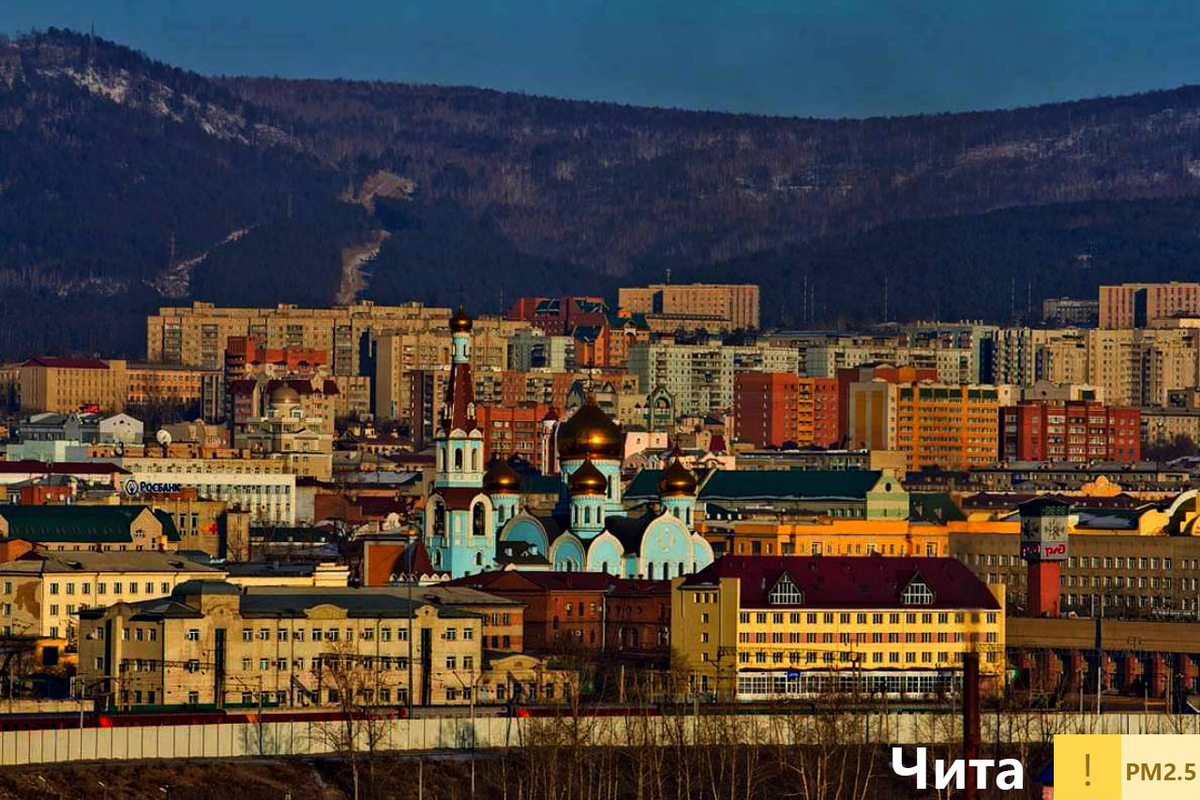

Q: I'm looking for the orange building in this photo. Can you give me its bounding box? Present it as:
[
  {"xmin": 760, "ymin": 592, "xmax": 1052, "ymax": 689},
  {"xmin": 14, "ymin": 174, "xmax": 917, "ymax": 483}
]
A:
[
  {"xmin": 476, "ymin": 402, "xmax": 554, "ymax": 471},
  {"xmin": 848, "ymin": 380, "xmax": 1008, "ymax": 470},
  {"xmin": 798, "ymin": 377, "xmax": 839, "ymax": 448},
  {"xmin": 734, "ymin": 372, "xmax": 800, "ymax": 448},
  {"xmin": 836, "ymin": 364, "xmax": 937, "ymax": 446},
  {"xmin": 572, "ymin": 311, "xmax": 651, "ymax": 369},
  {"xmin": 734, "ymin": 373, "xmax": 838, "ymax": 449},
  {"xmin": 224, "ymin": 336, "xmax": 326, "ymax": 381}
]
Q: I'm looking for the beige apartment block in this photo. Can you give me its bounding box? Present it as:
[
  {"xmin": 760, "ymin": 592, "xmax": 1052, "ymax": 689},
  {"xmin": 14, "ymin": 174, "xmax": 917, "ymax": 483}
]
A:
[
  {"xmin": 619, "ymin": 283, "xmax": 760, "ymax": 331},
  {"xmin": 1099, "ymin": 282, "xmax": 1200, "ymax": 329},
  {"xmin": 78, "ymin": 582, "xmax": 575, "ymax": 710},
  {"xmin": 372, "ymin": 324, "xmax": 517, "ymax": 421},
  {"xmin": 147, "ymin": 301, "xmax": 455, "ymax": 374}
]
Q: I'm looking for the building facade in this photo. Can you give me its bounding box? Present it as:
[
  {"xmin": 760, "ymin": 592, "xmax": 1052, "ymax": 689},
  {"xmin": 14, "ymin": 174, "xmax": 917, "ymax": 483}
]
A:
[
  {"xmin": 999, "ymin": 401, "xmax": 1141, "ymax": 463},
  {"xmin": 619, "ymin": 284, "xmax": 760, "ymax": 332},
  {"xmin": 671, "ymin": 556, "xmax": 1005, "ymax": 699}
]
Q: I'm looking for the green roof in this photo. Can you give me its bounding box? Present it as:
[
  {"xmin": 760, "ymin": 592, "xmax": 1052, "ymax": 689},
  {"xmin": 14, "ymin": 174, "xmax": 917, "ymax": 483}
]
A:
[
  {"xmin": 908, "ymin": 493, "xmax": 967, "ymax": 523},
  {"xmin": 625, "ymin": 469, "xmax": 665, "ymax": 499},
  {"xmin": 698, "ymin": 470, "xmax": 883, "ymax": 501},
  {"xmin": 152, "ymin": 510, "xmax": 181, "ymax": 542},
  {"xmin": 0, "ymin": 505, "xmax": 155, "ymax": 543}
]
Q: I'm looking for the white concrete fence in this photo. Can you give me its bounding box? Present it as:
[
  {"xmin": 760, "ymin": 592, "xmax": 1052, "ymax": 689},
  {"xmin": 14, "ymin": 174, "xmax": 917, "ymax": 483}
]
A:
[{"xmin": 2, "ymin": 712, "xmax": 1199, "ymax": 767}]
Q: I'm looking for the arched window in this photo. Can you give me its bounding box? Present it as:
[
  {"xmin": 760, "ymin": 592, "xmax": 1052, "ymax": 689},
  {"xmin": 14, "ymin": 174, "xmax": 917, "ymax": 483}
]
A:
[
  {"xmin": 584, "ymin": 506, "xmax": 592, "ymax": 524},
  {"xmin": 437, "ymin": 448, "xmax": 444, "ymax": 471},
  {"xmin": 471, "ymin": 448, "xmax": 479, "ymax": 472},
  {"xmin": 648, "ymin": 562, "xmax": 656, "ymax": 580},
  {"xmin": 607, "ymin": 475, "xmax": 614, "ymax": 498},
  {"xmin": 601, "ymin": 561, "xmax": 609, "ymax": 573},
  {"xmin": 432, "ymin": 501, "xmax": 445, "ymax": 537},
  {"xmin": 475, "ymin": 551, "xmax": 483, "ymax": 567},
  {"xmin": 686, "ymin": 507, "xmax": 691, "ymax": 526},
  {"xmin": 454, "ymin": 448, "xmax": 463, "ymax": 470},
  {"xmin": 473, "ymin": 504, "xmax": 486, "ymax": 538},
  {"xmin": 497, "ymin": 506, "xmax": 505, "ymax": 524}
]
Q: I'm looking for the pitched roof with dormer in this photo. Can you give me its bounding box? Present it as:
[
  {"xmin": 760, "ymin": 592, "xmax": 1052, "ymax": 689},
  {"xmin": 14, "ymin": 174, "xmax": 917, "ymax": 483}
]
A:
[{"xmin": 681, "ymin": 556, "xmax": 1000, "ymax": 610}]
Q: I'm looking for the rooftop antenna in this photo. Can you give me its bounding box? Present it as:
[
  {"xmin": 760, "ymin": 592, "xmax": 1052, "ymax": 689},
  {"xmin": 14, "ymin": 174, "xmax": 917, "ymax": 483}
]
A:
[{"xmin": 665, "ymin": 267, "xmax": 671, "ymax": 285}]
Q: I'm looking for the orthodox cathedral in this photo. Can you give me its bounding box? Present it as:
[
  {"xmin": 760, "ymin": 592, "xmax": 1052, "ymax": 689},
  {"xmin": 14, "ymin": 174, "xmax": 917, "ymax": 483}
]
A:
[{"xmin": 422, "ymin": 308, "xmax": 714, "ymax": 580}]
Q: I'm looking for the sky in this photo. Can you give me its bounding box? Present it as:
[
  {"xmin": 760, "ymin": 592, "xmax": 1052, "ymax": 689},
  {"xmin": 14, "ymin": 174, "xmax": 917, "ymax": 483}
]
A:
[{"xmin": 7, "ymin": 0, "xmax": 1200, "ymax": 119}]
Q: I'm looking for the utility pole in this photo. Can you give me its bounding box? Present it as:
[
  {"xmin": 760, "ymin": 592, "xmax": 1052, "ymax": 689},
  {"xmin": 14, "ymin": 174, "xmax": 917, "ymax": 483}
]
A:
[{"xmin": 962, "ymin": 651, "xmax": 981, "ymax": 800}]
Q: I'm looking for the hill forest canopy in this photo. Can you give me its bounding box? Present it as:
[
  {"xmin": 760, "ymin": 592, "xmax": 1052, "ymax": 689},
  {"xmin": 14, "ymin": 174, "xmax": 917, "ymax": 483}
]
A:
[{"xmin": 3, "ymin": 29, "xmax": 1200, "ymax": 358}]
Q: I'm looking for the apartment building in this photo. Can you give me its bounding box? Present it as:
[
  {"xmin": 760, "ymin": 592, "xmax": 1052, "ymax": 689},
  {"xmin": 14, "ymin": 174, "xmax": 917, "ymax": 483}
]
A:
[
  {"xmin": 508, "ymin": 328, "xmax": 576, "ymax": 371},
  {"xmin": 628, "ymin": 341, "xmax": 799, "ymax": 416},
  {"xmin": 848, "ymin": 381, "xmax": 1010, "ymax": 470},
  {"xmin": 619, "ymin": 283, "xmax": 760, "ymax": 332},
  {"xmin": 999, "ymin": 401, "xmax": 1141, "ymax": 463},
  {"xmin": 77, "ymin": 581, "xmax": 574, "ymax": 710},
  {"xmin": 732, "ymin": 373, "xmax": 838, "ymax": 449},
  {"xmin": 371, "ymin": 325, "xmax": 514, "ymax": 421},
  {"xmin": 671, "ymin": 556, "xmax": 1005, "ymax": 699},
  {"xmin": 147, "ymin": 301, "xmax": 453, "ymax": 373},
  {"xmin": 1099, "ymin": 282, "xmax": 1200, "ymax": 329},
  {"xmin": 475, "ymin": 403, "xmax": 554, "ymax": 472},
  {"xmin": 571, "ymin": 311, "xmax": 651, "ymax": 369}
]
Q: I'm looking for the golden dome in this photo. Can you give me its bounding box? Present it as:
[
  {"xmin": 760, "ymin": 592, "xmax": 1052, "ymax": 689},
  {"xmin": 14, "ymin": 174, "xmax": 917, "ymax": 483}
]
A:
[
  {"xmin": 658, "ymin": 458, "xmax": 697, "ymax": 497},
  {"xmin": 568, "ymin": 457, "xmax": 607, "ymax": 496},
  {"xmin": 557, "ymin": 395, "xmax": 622, "ymax": 460},
  {"xmin": 449, "ymin": 305, "xmax": 473, "ymax": 333},
  {"xmin": 483, "ymin": 458, "xmax": 521, "ymax": 494}
]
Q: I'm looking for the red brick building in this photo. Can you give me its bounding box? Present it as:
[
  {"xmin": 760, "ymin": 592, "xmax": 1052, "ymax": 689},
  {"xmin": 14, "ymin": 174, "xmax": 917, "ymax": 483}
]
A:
[
  {"xmin": 1000, "ymin": 401, "xmax": 1141, "ymax": 463},
  {"xmin": 506, "ymin": 296, "xmax": 607, "ymax": 336},
  {"xmin": 733, "ymin": 373, "xmax": 838, "ymax": 449},
  {"xmin": 476, "ymin": 402, "xmax": 553, "ymax": 472},
  {"xmin": 734, "ymin": 372, "xmax": 799, "ymax": 448},
  {"xmin": 446, "ymin": 571, "xmax": 671, "ymax": 660}
]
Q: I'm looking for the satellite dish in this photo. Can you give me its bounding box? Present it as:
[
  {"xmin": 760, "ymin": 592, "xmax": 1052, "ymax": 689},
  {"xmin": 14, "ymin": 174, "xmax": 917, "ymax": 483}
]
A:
[{"xmin": 156, "ymin": 430, "xmax": 172, "ymax": 446}]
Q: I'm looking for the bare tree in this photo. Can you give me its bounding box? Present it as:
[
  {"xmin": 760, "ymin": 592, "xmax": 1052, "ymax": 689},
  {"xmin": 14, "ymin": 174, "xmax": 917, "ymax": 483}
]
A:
[{"xmin": 312, "ymin": 637, "xmax": 391, "ymax": 800}]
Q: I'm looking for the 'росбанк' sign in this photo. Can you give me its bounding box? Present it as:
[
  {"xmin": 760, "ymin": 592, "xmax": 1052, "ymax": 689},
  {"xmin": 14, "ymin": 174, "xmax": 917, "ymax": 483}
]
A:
[{"xmin": 123, "ymin": 478, "xmax": 183, "ymax": 496}]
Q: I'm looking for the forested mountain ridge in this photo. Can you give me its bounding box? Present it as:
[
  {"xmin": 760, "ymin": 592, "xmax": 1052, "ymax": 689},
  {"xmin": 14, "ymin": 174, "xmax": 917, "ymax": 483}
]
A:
[{"xmin": 5, "ymin": 28, "xmax": 1200, "ymax": 358}]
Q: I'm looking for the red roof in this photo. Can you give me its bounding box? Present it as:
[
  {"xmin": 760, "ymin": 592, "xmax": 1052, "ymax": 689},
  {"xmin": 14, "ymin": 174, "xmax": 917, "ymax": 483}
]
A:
[
  {"xmin": 684, "ymin": 556, "xmax": 1001, "ymax": 610},
  {"xmin": 22, "ymin": 357, "xmax": 109, "ymax": 369}
]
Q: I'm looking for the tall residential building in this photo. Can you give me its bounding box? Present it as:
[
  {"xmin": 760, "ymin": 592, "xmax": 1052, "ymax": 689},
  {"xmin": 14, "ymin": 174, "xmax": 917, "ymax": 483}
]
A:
[
  {"xmin": 628, "ymin": 340, "xmax": 798, "ymax": 416},
  {"xmin": 733, "ymin": 373, "xmax": 838, "ymax": 449},
  {"xmin": 147, "ymin": 301, "xmax": 453, "ymax": 373},
  {"xmin": 571, "ymin": 310, "xmax": 651, "ymax": 369},
  {"xmin": 848, "ymin": 380, "xmax": 1010, "ymax": 470},
  {"xmin": 476, "ymin": 402, "xmax": 555, "ymax": 472},
  {"xmin": 734, "ymin": 373, "xmax": 800, "ymax": 448},
  {"xmin": 1000, "ymin": 401, "xmax": 1141, "ymax": 463},
  {"xmin": 836, "ymin": 365, "xmax": 937, "ymax": 447},
  {"xmin": 508, "ymin": 328, "xmax": 576, "ymax": 371},
  {"xmin": 371, "ymin": 324, "xmax": 515, "ymax": 422},
  {"xmin": 619, "ymin": 283, "xmax": 760, "ymax": 332},
  {"xmin": 1099, "ymin": 282, "xmax": 1200, "ymax": 328}
]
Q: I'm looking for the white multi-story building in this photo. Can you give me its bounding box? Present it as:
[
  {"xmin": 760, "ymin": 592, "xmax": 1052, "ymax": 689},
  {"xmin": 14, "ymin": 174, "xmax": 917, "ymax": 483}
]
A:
[{"xmin": 628, "ymin": 341, "xmax": 800, "ymax": 416}]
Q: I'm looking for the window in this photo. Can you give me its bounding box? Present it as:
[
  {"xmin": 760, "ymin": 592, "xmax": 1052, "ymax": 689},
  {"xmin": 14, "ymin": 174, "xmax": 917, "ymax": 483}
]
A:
[
  {"xmin": 278, "ymin": 628, "xmax": 288, "ymax": 641},
  {"xmin": 463, "ymin": 656, "xmax": 474, "ymax": 671},
  {"xmin": 49, "ymin": 582, "xmax": 59, "ymax": 595},
  {"xmin": 242, "ymin": 628, "xmax": 252, "ymax": 642},
  {"xmin": 446, "ymin": 656, "xmax": 457, "ymax": 670},
  {"xmin": 902, "ymin": 580, "xmax": 934, "ymax": 605},
  {"xmin": 242, "ymin": 658, "xmax": 251, "ymax": 671},
  {"xmin": 446, "ymin": 628, "xmax": 457, "ymax": 641},
  {"xmin": 188, "ymin": 692, "xmax": 199, "ymax": 705},
  {"xmin": 185, "ymin": 629, "xmax": 200, "ymax": 641},
  {"xmin": 463, "ymin": 627, "xmax": 474, "ymax": 641}
]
